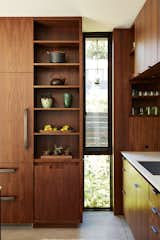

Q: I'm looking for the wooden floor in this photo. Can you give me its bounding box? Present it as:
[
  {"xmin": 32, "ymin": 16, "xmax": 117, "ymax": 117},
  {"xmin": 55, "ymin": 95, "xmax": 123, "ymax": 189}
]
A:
[{"xmin": 1, "ymin": 212, "xmax": 134, "ymax": 240}]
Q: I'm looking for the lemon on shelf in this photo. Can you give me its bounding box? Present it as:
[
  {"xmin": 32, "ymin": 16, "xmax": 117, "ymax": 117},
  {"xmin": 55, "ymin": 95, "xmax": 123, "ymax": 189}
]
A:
[{"xmin": 60, "ymin": 125, "xmax": 71, "ymax": 132}]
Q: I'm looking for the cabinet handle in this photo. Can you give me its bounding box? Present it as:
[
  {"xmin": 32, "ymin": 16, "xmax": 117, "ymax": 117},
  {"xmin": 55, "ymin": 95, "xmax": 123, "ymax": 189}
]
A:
[
  {"xmin": 134, "ymin": 183, "xmax": 139, "ymax": 188},
  {"xmin": 0, "ymin": 168, "xmax": 16, "ymax": 173},
  {"xmin": 24, "ymin": 108, "xmax": 28, "ymax": 149},
  {"xmin": 151, "ymin": 207, "xmax": 158, "ymax": 215},
  {"xmin": 152, "ymin": 188, "xmax": 159, "ymax": 195},
  {"xmin": 151, "ymin": 225, "xmax": 159, "ymax": 234},
  {"xmin": 0, "ymin": 196, "xmax": 16, "ymax": 201}
]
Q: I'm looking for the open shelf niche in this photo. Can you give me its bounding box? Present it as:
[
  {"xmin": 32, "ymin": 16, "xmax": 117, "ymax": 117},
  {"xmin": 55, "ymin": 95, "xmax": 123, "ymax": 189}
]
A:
[{"xmin": 33, "ymin": 17, "xmax": 83, "ymax": 161}]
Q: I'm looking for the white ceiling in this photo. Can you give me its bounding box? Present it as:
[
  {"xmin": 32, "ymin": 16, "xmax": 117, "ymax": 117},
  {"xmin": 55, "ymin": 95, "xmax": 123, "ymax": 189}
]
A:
[{"xmin": 0, "ymin": 0, "xmax": 146, "ymax": 31}]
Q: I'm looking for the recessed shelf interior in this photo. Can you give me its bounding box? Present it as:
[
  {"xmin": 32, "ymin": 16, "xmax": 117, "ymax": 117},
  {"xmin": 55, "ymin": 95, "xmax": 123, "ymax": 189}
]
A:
[
  {"xmin": 34, "ymin": 44, "xmax": 79, "ymax": 63},
  {"xmin": 34, "ymin": 135, "xmax": 79, "ymax": 159},
  {"xmin": 34, "ymin": 67, "xmax": 79, "ymax": 85},
  {"xmin": 34, "ymin": 88, "xmax": 79, "ymax": 108},
  {"xmin": 34, "ymin": 20, "xmax": 79, "ymax": 41},
  {"xmin": 33, "ymin": 18, "xmax": 81, "ymax": 160},
  {"xmin": 34, "ymin": 111, "xmax": 79, "ymax": 132}
]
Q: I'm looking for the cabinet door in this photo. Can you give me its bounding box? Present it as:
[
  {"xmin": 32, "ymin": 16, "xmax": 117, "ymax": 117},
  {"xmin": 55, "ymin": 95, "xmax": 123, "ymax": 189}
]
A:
[
  {"xmin": 136, "ymin": 171, "xmax": 149, "ymax": 240},
  {"xmin": 34, "ymin": 162, "xmax": 81, "ymax": 225},
  {"xmin": 123, "ymin": 160, "xmax": 137, "ymax": 233},
  {"xmin": 135, "ymin": 7, "xmax": 145, "ymax": 75},
  {"xmin": 0, "ymin": 73, "xmax": 33, "ymax": 164},
  {"xmin": 144, "ymin": 0, "xmax": 158, "ymax": 69},
  {"xmin": 0, "ymin": 73, "xmax": 33, "ymax": 223},
  {"xmin": 0, "ymin": 18, "xmax": 33, "ymax": 72},
  {"xmin": 135, "ymin": 0, "xmax": 159, "ymax": 75},
  {"xmin": 1, "ymin": 162, "xmax": 33, "ymax": 223}
]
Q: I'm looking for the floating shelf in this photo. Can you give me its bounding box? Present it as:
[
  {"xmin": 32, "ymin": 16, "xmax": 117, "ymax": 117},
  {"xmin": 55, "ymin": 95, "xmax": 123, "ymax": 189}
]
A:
[
  {"xmin": 34, "ymin": 63, "xmax": 80, "ymax": 68},
  {"xmin": 34, "ymin": 40, "xmax": 79, "ymax": 47},
  {"xmin": 34, "ymin": 108, "xmax": 80, "ymax": 111},
  {"xmin": 34, "ymin": 158, "xmax": 80, "ymax": 163},
  {"xmin": 132, "ymin": 95, "xmax": 160, "ymax": 99},
  {"xmin": 34, "ymin": 85, "xmax": 80, "ymax": 89},
  {"xmin": 129, "ymin": 115, "xmax": 160, "ymax": 118},
  {"xmin": 34, "ymin": 132, "xmax": 80, "ymax": 136}
]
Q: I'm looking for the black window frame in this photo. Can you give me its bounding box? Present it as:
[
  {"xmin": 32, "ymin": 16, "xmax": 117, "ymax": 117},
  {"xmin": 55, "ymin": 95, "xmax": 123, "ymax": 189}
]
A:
[{"xmin": 83, "ymin": 32, "xmax": 112, "ymax": 155}]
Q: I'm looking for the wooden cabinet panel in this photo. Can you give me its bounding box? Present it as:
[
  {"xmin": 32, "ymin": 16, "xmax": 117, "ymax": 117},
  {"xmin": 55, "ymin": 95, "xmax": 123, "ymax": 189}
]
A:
[
  {"xmin": 0, "ymin": 73, "xmax": 33, "ymax": 223},
  {"xmin": 129, "ymin": 117, "xmax": 160, "ymax": 151},
  {"xmin": 135, "ymin": 7, "xmax": 145, "ymax": 75},
  {"xmin": 134, "ymin": 0, "xmax": 160, "ymax": 75},
  {"xmin": 1, "ymin": 162, "xmax": 33, "ymax": 223},
  {"xmin": 123, "ymin": 159, "xmax": 149, "ymax": 240},
  {"xmin": 34, "ymin": 162, "xmax": 81, "ymax": 225},
  {"xmin": 0, "ymin": 73, "xmax": 33, "ymax": 164},
  {"xmin": 0, "ymin": 18, "xmax": 33, "ymax": 72}
]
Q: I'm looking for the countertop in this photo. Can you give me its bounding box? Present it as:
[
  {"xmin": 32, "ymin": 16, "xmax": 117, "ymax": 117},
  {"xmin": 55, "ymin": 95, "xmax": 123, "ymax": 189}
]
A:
[{"xmin": 121, "ymin": 151, "xmax": 160, "ymax": 192}]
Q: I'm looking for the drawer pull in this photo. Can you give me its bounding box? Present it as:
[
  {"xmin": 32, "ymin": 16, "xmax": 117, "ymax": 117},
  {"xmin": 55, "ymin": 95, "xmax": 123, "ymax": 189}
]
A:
[
  {"xmin": 151, "ymin": 226, "xmax": 159, "ymax": 234},
  {"xmin": 152, "ymin": 188, "xmax": 159, "ymax": 195},
  {"xmin": 134, "ymin": 183, "xmax": 139, "ymax": 188},
  {"xmin": 0, "ymin": 196, "xmax": 16, "ymax": 201},
  {"xmin": 24, "ymin": 108, "xmax": 28, "ymax": 149},
  {"xmin": 0, "ymin": 168, "xmax": 16, "ymax": 173},
  {"xmin": 151, "ymin": 207, "xmax": 158, "ymax": 214}
]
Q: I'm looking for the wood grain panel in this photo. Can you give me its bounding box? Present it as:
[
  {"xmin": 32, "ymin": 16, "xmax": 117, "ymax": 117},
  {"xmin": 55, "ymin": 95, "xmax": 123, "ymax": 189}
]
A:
[
  {"xmin": 0, "ymin": 18, "xmax": 33, "ymax": 72},
  {"xmin": 0, "ymin": 73, "xmax": 33, "ymax": 164},
  {"xmin": 1, "ymin": 162, "xmax": 33, "ymax": 223},
  {"xmin": 129, "ymin": 117, "xmax": 160, "ymax": 151},
  {"xmin": 113, "ymin": 29, "xmax": 131, "ymax": 214},
  {"xmin": 34, "ymin": 162, "xmax": 80, "ymax": 225}
]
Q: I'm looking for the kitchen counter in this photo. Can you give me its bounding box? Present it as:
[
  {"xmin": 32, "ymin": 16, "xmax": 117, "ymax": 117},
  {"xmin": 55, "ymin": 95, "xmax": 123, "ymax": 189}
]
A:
[{"xmin": 121, "ymin": 151, "xmax": 160, "ymax": 192}]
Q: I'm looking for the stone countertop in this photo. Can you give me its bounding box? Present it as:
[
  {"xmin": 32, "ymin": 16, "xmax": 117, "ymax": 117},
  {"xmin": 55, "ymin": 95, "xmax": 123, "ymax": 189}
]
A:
[{"xmin": 121, "ymin": 151, "xmax": 160, "ymax": 192}]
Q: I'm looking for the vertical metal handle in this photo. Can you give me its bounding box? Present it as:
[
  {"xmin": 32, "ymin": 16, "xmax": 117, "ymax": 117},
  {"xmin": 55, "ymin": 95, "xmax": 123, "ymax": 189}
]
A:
[
  {"xmin": 151, "ymin": 225, "xmax": 159, "ymax": 234},
  {"xmin": 24, "ymin": 108, "xmax": 28, "ymax": 149}
]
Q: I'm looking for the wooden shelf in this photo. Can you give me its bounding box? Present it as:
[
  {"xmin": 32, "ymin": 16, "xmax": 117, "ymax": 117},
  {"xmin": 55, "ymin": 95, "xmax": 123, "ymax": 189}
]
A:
[
  {"xmin": 34, "ymin": 40, "xmax": 79, "ymax": 47},
  {"xmin": 34, "ymin": 108, "xmax": 80, "ymax": 111},
  {"xmin": 130, "ymin": 62, "xmax": 160, "ymax": 81},
  {"xmin": 129, "ymin": 115, "xmax": 160, "ymax": 118},
  {"xmin": 34, "ymin": 132, "xmax": 80, "ymax": 136},
  {"xmin": 132, "ymin": 95, "xmax": 160, "ymax": 99},
  {"xmin": 34, "ymin": 63, "xmax": 79, "ymax": 68},
  {"xmin": 34, "ymin": 158, "xmax": 80, "ymax": 163},
  {"xmin": 34, "ymin": 85, "xmax": 80, "ymax": 89}
]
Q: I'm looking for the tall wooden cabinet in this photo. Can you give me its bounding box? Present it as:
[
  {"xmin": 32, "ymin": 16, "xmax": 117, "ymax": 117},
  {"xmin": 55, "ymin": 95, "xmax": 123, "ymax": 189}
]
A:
[
  {"xmin": 0, "ymin": 17, "xmax": 83, "ymax": 225},
  {"xmin": 33, "ymin": 17, "xmax": 83, "ymax": 226},
  {"xmin": 0, "ymin": 18, "xmax": 33, "ymax": 223}
]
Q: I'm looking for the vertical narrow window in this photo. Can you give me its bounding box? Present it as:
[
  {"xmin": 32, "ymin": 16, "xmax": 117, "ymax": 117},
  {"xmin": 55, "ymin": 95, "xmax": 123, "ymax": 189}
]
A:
[
  {"xmin": 83, "ymin": 33, "xmax": 112, "ymax": 209},
  {"xmin": 84, "ymin": 33, "xmax": 112, "ymax": 154}
]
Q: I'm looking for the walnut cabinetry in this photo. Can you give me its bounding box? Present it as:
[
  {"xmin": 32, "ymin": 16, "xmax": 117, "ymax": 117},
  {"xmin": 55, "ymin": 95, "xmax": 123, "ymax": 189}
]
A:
[
  {"xmin": 0, "ymin": 18, "xmax": 33, "ymax": 223},
  {"xmin": 0, "ymin": 17, "xmax": 83, "ymax": 225},
  {"xmin": 34, "ymin": 161, "xmax": 81, "ymax": 226},
  {"xmin": 33, "ymin": 17, "xmax": 83, "ymax": 226},
  {"xmin": 134, "ymin": 0, "xmax": 160, "ymax": 76}
]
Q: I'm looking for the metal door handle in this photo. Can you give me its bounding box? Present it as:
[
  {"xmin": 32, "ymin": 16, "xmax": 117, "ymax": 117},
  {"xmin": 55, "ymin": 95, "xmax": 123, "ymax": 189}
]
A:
[
  {"xmin": 0, "ymin": 196, "xmax": 16, "ymax": 201},
  {"xmin": 0, "ymin": 168, "xmax": 16, "ymax": 173},
  {"xmin": 24, "ymin": 108, "xmax": 28, "ymax": 149},
  {"xmin": 151, "ymin": 225, "xmax": 159, "ymax": 234}
]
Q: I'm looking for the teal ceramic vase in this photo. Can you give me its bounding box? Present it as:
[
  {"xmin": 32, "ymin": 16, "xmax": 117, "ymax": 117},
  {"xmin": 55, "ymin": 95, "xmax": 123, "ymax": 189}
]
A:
[{"xmin": 63, "ymin": 93, "xmax": 72, "ymax": 108}]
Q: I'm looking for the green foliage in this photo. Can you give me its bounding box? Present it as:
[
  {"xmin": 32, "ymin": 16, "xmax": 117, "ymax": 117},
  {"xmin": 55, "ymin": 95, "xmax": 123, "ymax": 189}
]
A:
[
  {"xmin": 86, "ymin": 40, "xmax": 108, "ymax": 59},
  {"xmin": 84, "ymin": 155, "xmax": 110, "ymax": 208}
]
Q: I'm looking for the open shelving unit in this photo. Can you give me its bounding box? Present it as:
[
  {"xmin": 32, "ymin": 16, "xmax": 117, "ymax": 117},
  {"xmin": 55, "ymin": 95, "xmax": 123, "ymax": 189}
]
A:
[{"xmin": 33, "ymin": 17, "xmax": 83, "ymax": 160}]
